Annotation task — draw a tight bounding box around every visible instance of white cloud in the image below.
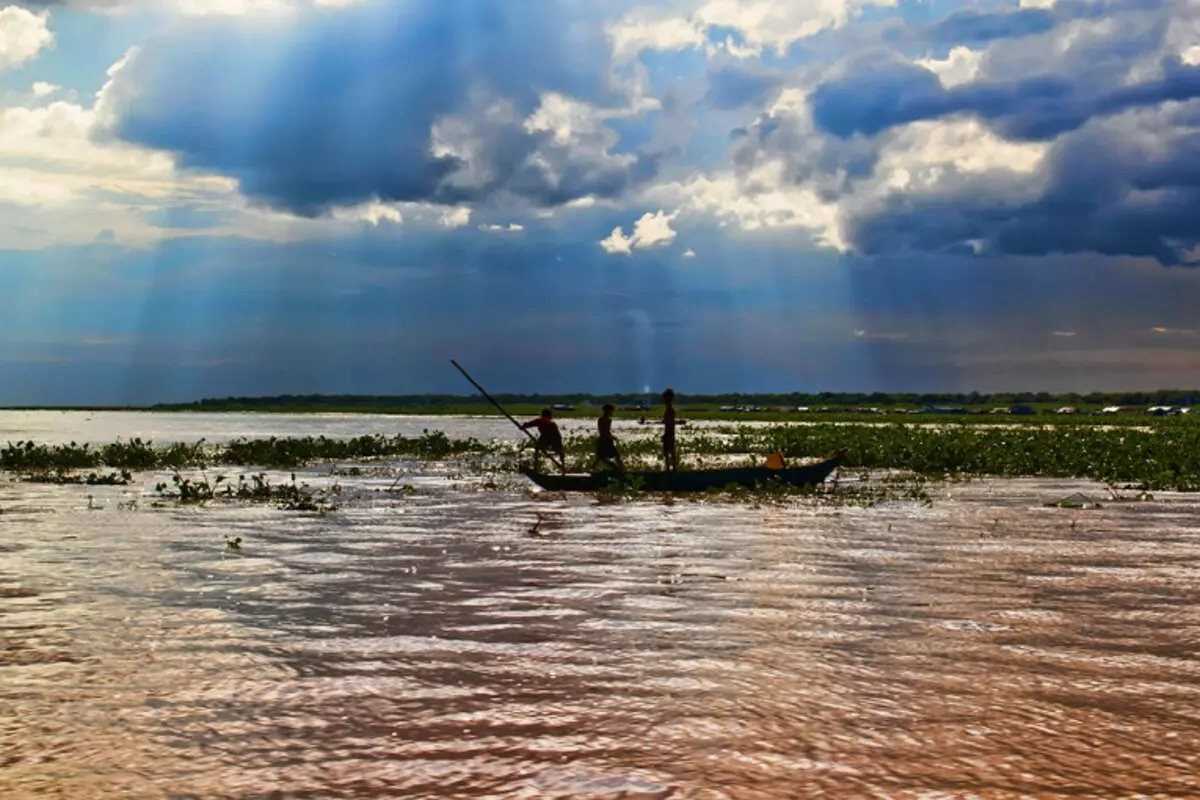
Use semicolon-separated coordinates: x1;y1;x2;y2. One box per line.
0;86;233;248
682;248;696;257
524;92;607;145
875;117;1049;193
30;81;58;97
600;209;679;254
0;7;53;71
438;206;471;228
708;35;762;59
173;0;293;14
0;100;177;183
609;11;706;61
915;46;984;89
479;222;524;233
669;167;847;248
339;199;402;226
0;166;75;206
648;77;1052;256
609;0;899;60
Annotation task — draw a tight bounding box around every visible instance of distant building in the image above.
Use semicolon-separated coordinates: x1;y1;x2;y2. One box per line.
1010;404;1036;415
1101;406;1123;414
1055;407;1078;415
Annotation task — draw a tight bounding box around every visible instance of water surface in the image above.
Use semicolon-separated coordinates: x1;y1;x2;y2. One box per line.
2;413;1198;798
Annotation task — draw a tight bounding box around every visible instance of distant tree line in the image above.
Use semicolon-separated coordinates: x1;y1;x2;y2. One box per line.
155;389;1200;410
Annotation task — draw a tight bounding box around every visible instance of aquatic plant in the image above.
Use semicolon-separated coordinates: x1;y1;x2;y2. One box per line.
0;431;496;473
5;416;1200;490
21;469;133;486
153;471;336;513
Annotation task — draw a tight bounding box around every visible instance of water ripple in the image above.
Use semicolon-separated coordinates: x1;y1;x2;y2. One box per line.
2;453;1200;797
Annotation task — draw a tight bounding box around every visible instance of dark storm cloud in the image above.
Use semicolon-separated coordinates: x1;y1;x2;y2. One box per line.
102;0;659;216
847;125;1200;265
810;55;1200;141
719;0;1200;265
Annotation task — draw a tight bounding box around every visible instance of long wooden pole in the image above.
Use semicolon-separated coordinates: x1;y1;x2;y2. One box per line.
450;359;566;473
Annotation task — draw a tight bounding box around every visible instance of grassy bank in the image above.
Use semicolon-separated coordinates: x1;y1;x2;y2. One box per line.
3;419;1200;490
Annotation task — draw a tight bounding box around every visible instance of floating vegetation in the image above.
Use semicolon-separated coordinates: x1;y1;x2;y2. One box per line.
153;472;337;513
586;469;933;508
668;421;1200;492
219;430;490;469
20;469;133;486
1;431;495;473
1;438;207;473
4;417;1200;492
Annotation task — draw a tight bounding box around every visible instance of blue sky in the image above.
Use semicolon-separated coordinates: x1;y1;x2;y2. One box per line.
1;0;1199;405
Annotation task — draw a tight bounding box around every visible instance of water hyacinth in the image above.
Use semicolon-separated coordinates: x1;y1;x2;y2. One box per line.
3;420;1199;490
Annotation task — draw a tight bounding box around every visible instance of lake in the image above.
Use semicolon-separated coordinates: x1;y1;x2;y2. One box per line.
2;412;1198;798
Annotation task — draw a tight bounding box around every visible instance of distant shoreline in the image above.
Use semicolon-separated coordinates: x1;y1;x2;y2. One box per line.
3;390;1197;423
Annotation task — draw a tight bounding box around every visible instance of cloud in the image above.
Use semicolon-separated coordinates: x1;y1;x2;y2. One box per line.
657;0;1200;265
100;0;666;219
12;0;1200;272
914;46;984;89
609;0;901;60
846;115;1200;264
705;64;783;110
0;7;54;71
600;209;678;254
608;10;705;61
21;0;372;14
926;7;1056;45
438;206;471;228
811;56;1200;142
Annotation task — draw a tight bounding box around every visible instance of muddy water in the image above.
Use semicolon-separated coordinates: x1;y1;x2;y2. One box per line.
2;414;1199;798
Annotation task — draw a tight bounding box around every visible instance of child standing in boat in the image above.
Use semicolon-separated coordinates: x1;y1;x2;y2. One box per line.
522;408;566;474
593;403;624;472
661;388;678;472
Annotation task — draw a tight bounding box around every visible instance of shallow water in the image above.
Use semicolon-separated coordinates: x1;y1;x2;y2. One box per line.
3;413;1199;798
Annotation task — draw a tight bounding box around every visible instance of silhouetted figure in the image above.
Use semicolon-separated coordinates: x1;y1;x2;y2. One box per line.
593;403;625;472
522;408;565;474
661;388;678;472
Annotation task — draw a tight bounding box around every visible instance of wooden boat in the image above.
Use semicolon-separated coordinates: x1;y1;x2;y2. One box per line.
522;454;843;493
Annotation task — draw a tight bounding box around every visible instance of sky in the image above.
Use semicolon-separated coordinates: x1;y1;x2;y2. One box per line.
1;0;1199;405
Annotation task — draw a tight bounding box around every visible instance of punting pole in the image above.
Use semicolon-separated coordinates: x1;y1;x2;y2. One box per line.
450;359;566;473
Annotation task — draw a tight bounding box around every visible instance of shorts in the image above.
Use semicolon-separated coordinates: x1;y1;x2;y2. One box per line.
596;438;619;460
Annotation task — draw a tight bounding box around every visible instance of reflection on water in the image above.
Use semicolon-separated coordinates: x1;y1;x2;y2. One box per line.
2;416;1200;798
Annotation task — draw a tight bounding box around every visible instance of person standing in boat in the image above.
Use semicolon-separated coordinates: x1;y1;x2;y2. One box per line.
661;388;679;472
522;408;566;474
593;403;625;472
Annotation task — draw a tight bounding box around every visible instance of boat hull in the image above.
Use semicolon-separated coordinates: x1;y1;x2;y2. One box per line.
521;456;842;493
